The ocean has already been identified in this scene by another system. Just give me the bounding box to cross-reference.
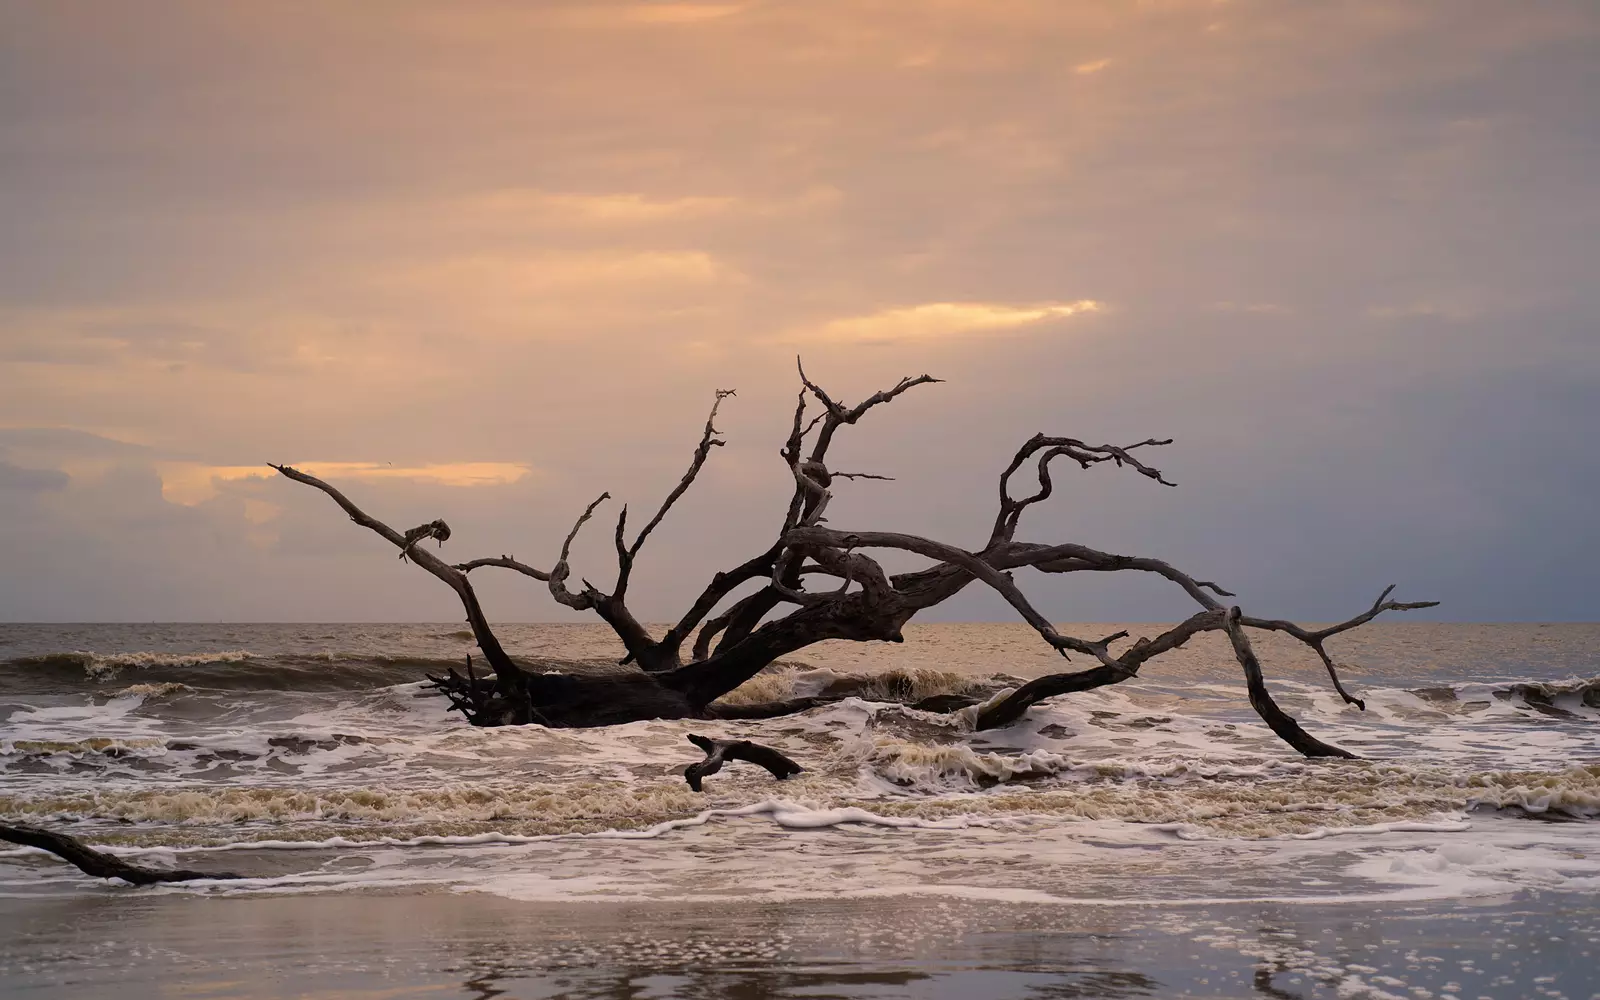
[1,621,1597,998]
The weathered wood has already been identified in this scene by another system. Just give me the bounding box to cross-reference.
[0,825,242,885]
[275,361,1435,757]
[974,665,1131,731]
[683,734,804,791]
[1224,607,1358,759]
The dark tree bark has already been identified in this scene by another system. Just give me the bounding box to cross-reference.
[275,359,1435,759]
[683,734,804,791]
[0,824,242,884]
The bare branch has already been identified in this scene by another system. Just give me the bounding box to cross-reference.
[612,505,631,595]
[659,546,784,656]
[796,357,942,464]
[831,471,895,482]
[548,492,611,610]
[271,464,534,722]
[840,373,945,423]
[1240,585,1439,709]
[987,541,1229,611]
[271,464,408,550]
[795,357,848,422]
[991,435,1175,545]
[454,556,551,581]
[1112,610,1226,674]
[272,464,473,601]
[1225,607,1357,759]
[786,526,1128,668]
[398,519,452,562]
[616,389,736,598]
[977,583,1435,730]
[693,592,756,661]
[974,664,1132,731]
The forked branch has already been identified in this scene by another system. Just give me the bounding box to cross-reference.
[1240,585,1439,709]
[991,434,1175,545]
[547,492,612,611]
[1225,607,1358,758]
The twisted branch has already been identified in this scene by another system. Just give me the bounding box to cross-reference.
[991,434,1174,545]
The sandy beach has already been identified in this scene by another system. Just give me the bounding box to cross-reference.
[4,887,1595,998]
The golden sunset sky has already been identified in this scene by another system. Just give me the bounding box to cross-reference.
[1,1,1595,621]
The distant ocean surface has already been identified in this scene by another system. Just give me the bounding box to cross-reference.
[2,621,1598,998]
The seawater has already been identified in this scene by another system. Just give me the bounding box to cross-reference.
[1,622,1598,996]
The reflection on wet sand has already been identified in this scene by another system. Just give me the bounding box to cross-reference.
[446,962,1159,999]
[1,890,1592,999]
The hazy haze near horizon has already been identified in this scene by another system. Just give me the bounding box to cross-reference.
[0,1,1596,624]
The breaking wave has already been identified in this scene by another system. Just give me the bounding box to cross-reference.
[2,621,1598,908]
[2,758,1595,848]
[7,649,256,681]
[0,649,627,693]
[713,664,1016,707]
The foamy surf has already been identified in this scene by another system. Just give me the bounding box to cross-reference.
[2,621,1598,910]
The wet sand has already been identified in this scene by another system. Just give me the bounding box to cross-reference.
[2,888,1595,999]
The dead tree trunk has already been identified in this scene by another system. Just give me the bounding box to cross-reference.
[275,360,1434,758]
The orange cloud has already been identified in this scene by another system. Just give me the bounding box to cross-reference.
[798,300,1105,344]
[624,4,748,24]
[157,462,533,505]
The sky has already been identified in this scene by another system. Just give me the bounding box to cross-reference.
[0,0,1596,624]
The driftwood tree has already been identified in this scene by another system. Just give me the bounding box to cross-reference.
[275,362,1434,758]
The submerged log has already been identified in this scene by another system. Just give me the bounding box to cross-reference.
[0,824,243,885]
[683,734,804,791]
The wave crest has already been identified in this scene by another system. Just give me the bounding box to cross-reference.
[9,649,255,681]
[714,664,1014,707]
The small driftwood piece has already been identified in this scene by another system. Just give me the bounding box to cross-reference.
[0,824,243,885]
[683,733,804,792]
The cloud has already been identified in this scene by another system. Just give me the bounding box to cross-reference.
[387,250,740,300]
[359,250,746,335]
[156,462,534,505]
[1366,301,1481,321]
[0,461,70,492]
[799,301,1104,344]
[623,4,749,25]
[0,427,150,459]
[1,1,1596,620]
[1210,301,1290,315]
[439,186,840,230]
[0,307,362,376]
[456,190,740,225]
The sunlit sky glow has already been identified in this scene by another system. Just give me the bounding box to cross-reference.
[1,1,1595,622]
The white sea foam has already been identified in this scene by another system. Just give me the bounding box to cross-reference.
[10,649,257,680]
[3,620,1599,908]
